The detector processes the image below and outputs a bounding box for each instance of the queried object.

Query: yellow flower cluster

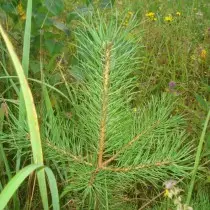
[163,180,193,210]
[145,11,181,23]
[164,14,173,22]
[145,12,157,21]
[17,3,26,20]
[200,49,207,60]
[191,48,207,62]
[164,12,181,22]
[123,11,134,27]
[128,11,134,16]
[176,12,181,16]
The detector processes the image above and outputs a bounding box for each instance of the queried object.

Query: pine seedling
[0,11,195,209]
[42,12,194,209]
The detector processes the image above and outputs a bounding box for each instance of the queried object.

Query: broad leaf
[44,0,64,15]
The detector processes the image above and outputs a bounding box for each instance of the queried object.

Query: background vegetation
[0,0,210,209]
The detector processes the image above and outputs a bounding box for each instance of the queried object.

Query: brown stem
[88,168,100,186]
[98,43,112,168]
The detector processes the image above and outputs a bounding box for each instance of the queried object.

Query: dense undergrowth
[0,0,210,209]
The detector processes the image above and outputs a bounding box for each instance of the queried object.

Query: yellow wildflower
[176,12,181,16]
[123,11,134,27]
[133,107,137,112]
[17,3,26,20]
[128,11,134,16]
[164,189,169,197]
[164,14,173,22]
[146,12,155,18]
[200,49,207,59]
[145,12,157,21]
[122,19,129,27]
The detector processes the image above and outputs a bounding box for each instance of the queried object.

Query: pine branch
[102,160,171,172]
[45,139,92,166]
[98,42,112,168]
[102,120,160,167]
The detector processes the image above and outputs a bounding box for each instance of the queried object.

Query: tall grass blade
[186,109,210,205]
[19,0,32,119]
[0,164,43,210]
[18,0,32,129]
[45,167,60,210]
[19,0,32,121]
[22,0,32,77]
[0,25,49,209]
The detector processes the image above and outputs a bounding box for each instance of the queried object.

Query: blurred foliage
[0,0,116,77]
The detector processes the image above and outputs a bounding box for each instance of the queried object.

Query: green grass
[0,0,59,209]
[0,0,209,209]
